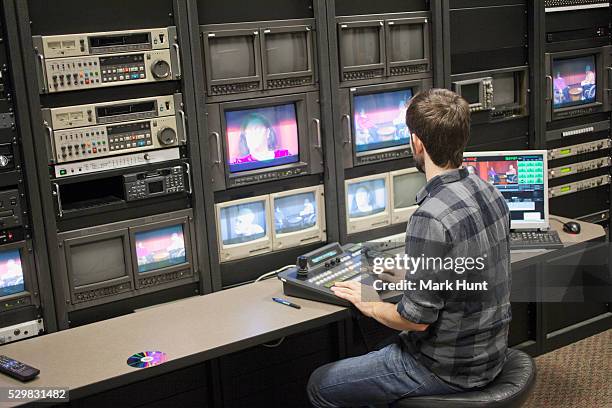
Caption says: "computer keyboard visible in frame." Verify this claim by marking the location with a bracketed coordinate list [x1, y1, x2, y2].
[510, 230, 564, 250]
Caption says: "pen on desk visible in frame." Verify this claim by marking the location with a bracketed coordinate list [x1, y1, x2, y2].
[272, 297, 301, 309]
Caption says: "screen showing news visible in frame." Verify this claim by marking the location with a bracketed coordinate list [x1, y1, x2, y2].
[225, 104, 300, 173]
[220, 201, 267, 245]
[347, 178, 387, 218]
[552, 55, 596, 109]
[274, 192, 318, 235]
[0, 249, 24, 297]
[135, 225, 187, 273]
[463, 154, 545, 225]
[353, 88, 413, 153]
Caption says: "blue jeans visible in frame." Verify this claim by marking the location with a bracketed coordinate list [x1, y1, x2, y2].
[307, 342, 461, 408]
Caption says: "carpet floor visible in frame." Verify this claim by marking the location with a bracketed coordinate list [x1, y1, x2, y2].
[523, 329, 611, 408]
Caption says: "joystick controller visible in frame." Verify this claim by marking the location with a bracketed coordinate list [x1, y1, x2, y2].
[297, 256, 309, 277]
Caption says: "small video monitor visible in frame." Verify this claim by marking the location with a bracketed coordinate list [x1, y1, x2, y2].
[0, 248, 24, 297]
[134, 224, 187, 274]
[345, 174, 391, 234]
[552, 55, 597, 109]
[463, 150, 548, 230]
[271, 185, 325, 250]
[216, 196, 272, 262]
[390, 168, 427, 224]
[208, 35, 258, 81]
[353, 88, 413, 154]
[225, 104, 300, 173]
[69, 236, 129, 288]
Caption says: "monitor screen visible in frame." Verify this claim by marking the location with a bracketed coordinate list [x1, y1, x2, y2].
[225, 104, 300, 173]
[265, 32, 309, 74]
[552, 55, 597, 109]
[0, 249, 24, 297]
[493, 73, 517, 106]
[463, 153, 546, 226]
[461, 83, 480, 105]
[219, 200, 267, 245]
[135, 225, 187, 273]
[347, 178, 387, 218]
[388, 23, 425, 62]
[340, 26, 381, 67]
[70, 237, 127, 287]
[393, 171, 426, 209]
[353, 88, 413, 153]
[208, 35, 257, 80]
[274, 192, 318, 235]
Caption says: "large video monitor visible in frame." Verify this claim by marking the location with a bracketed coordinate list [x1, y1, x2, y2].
[225, 103, 300, 173]
[341, 79, 431, 168]
[463, 150, 548, 230]
[345, 173, 391, 234]
[216, 195, 272, 262]
[0, 242, 38, 313]
[353, 88, 413, 154]
[336, 12, 431, 85]
[390, 168, 427, 224]
[201, 19, 316, 98]
[545, 46, 611, 122]
[271, 185, 326, 250]
[208, 92, 324, 191]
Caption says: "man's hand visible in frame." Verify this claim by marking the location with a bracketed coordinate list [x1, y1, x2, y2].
[331, 281, 381, 318]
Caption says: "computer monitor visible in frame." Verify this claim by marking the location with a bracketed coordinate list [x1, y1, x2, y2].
[216, 195, 272, 262]
[353, 88, 413, 154]
[463, 150, 549, 230]
[0, 248, 24, 297]
[390, 168, 427, 224]
[345, 173, 391, 234]
[271, 185, 326, 250]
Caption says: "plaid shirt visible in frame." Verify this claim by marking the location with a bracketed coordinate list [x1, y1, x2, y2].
[397, 167, 511, 389]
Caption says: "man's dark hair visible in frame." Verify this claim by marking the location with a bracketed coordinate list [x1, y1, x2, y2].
[406, 88, 471, 168]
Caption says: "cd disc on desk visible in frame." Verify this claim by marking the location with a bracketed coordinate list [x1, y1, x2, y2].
[127, 351, 168, 368]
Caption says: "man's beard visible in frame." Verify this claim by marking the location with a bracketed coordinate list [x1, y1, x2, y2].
[414, 151, 425, 173]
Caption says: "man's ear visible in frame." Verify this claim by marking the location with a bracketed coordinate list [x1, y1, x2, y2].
[411, 133, 423, 153]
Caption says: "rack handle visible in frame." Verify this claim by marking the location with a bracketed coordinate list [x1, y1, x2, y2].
[545, 75, 553, 101]
[184, 162, 193, 195]
[172, 43, 182, 79]
[211, 132, 222, 164]
[312, 118, 322, 149]
[52, 183, 63, 218]
[179, 109, 187, 144]
[342, 114, 352, 144]
[44, 121, 56, 163]
[36, 53, 48, 92]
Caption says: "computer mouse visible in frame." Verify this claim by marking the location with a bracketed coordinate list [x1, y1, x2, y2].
[563, 221, 581, 235]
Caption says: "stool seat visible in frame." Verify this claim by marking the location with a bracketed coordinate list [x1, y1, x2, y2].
[395, 349, 536, 408]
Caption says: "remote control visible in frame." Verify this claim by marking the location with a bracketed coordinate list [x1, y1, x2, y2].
[0, 355, 40, 382]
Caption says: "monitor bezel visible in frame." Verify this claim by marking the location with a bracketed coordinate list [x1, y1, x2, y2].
[545, 46, 611, 122]
[463, 150, 549, 231]
[384, 14, 431, 70]
[219, 94, 310, 178]
[260, 22, 316, 84]
[129, 216, 194, 283]
[337, 18, 386, 76]
[453, 78, 489, 110]
[390, 167, 426, 225]
[0, 241, 36, 306]
[215, 195, 273, 262]
[201, 25, 263, 94]
[345, 173, 392, 234]
[63, 229, 134, 301]
[271, 185, 326, 250]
